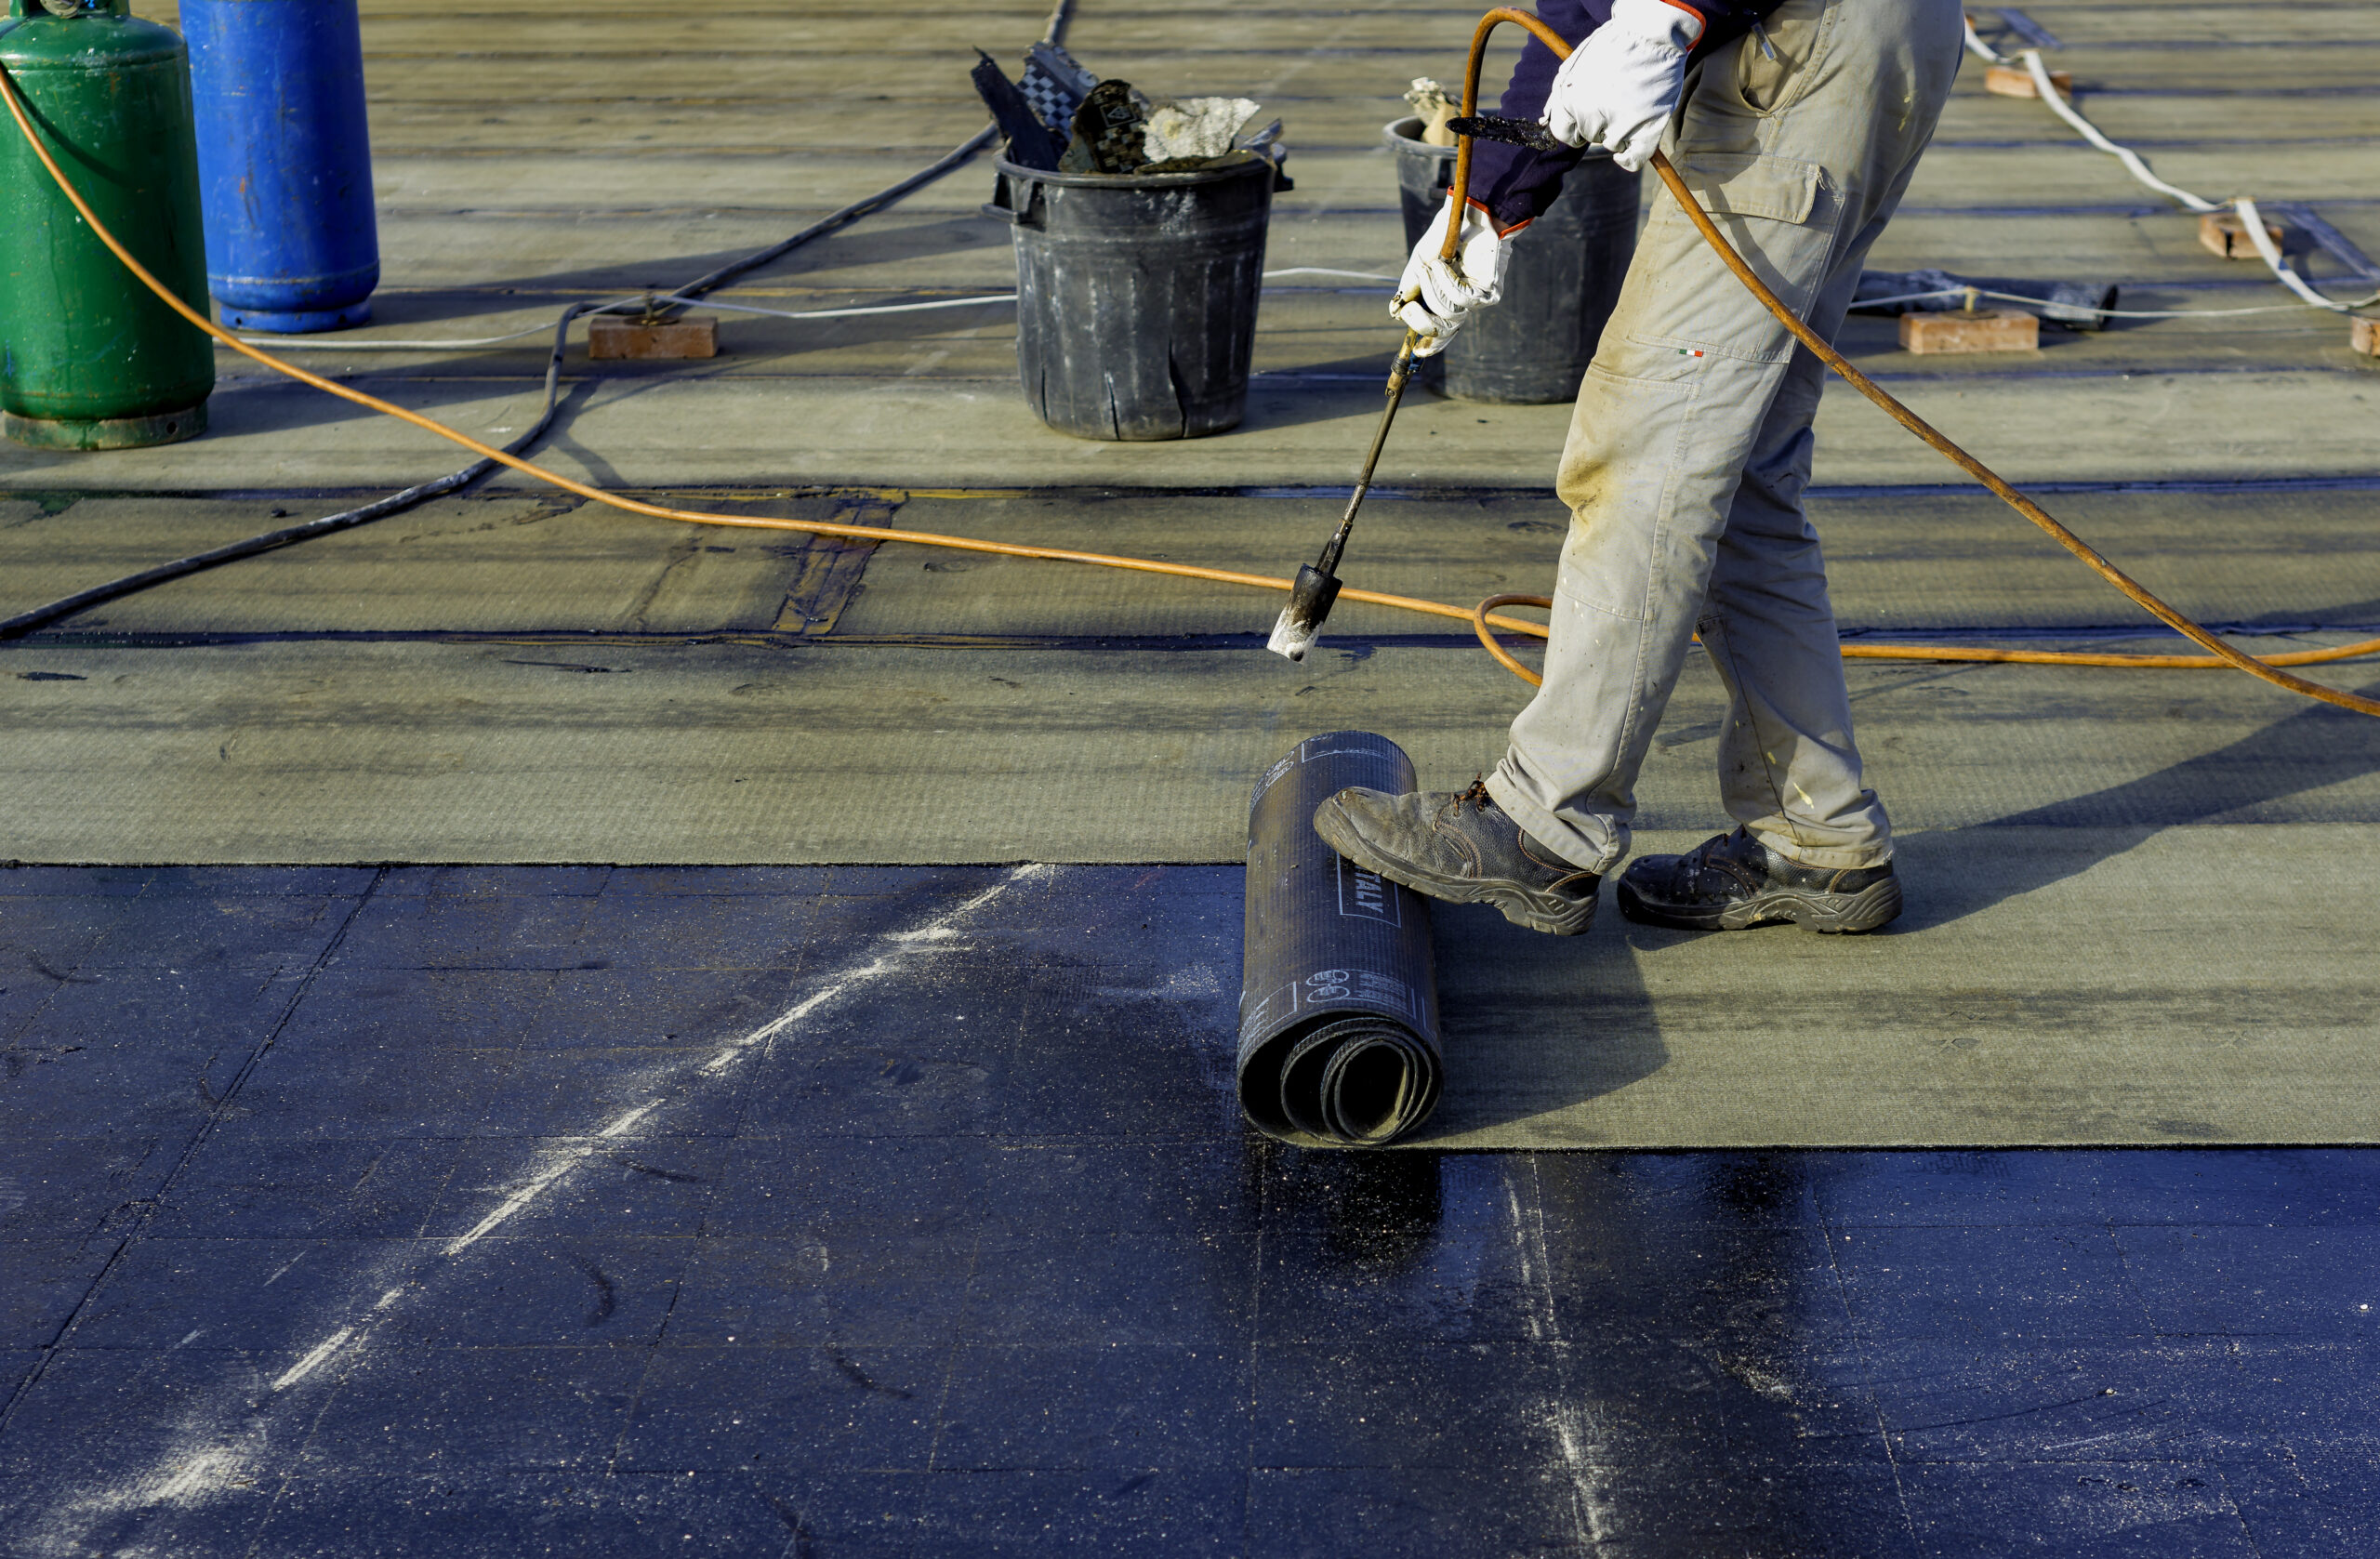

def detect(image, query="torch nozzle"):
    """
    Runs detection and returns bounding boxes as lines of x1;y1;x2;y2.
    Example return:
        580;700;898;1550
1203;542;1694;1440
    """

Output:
1266;563;1343;663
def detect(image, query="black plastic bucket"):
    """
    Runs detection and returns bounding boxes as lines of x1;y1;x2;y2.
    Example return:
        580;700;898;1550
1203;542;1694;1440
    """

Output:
1386;116;1640;404
986;153;1275;441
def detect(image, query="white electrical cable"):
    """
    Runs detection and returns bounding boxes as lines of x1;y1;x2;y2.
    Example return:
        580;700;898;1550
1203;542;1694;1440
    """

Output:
230;300;640;350
659;293;1014;322
1860;288;1974;309
1262;267;1402;283
229;269;1407;351
2035;291;2363;319
236;277;2353;356
1864;284;2372;319
231;292;1020;350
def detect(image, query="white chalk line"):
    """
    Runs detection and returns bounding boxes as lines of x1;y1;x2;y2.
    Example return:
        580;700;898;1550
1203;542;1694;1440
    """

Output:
28;865;1052;1549
696;965;882;1075
269;1327;354;1393
1504;1166;1615;1548
449;870;1041;1252
420;869;1043;1263
443;1102;664;1256
144;1447;254;1508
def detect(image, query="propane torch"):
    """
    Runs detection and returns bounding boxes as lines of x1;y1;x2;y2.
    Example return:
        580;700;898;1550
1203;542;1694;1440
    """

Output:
1264;328;1421;662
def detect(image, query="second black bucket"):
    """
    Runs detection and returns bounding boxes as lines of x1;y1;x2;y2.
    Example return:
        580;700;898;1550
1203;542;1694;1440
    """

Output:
986;152;1275;441
1387;116;1640;404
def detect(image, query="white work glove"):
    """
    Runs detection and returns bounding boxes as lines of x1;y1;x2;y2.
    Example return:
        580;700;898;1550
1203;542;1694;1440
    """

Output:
1543;0;1702;172
1393;197;1509;357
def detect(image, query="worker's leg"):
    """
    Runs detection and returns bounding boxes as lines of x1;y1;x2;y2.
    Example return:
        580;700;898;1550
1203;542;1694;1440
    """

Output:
1486;0;1965;872
1699;268;1886;867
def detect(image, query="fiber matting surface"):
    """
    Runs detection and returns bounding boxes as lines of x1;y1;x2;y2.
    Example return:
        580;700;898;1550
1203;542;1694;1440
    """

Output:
1417;826;2380;1149
7;640;2378;864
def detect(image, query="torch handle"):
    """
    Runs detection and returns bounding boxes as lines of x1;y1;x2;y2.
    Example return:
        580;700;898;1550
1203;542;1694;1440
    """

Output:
1441;7;1576;260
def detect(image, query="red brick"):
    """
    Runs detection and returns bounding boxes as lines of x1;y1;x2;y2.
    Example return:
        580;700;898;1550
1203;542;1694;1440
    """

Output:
588;315;719;360
1899;308;2040;355
2198;212;2286;260
1984;64;2070;99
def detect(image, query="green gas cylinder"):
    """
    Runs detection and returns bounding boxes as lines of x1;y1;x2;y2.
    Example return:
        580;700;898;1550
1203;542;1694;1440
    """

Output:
0;0;213;450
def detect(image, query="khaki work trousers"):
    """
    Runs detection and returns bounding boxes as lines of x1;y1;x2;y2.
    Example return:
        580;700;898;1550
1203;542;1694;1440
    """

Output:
1486;0;1966;873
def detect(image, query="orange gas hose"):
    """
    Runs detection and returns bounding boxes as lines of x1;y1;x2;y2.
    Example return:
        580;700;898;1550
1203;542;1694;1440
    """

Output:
1462;592;2380;689
4;57;2373;708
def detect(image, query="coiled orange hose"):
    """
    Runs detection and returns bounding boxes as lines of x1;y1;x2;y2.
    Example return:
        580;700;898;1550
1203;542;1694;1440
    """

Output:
3;50;2372;710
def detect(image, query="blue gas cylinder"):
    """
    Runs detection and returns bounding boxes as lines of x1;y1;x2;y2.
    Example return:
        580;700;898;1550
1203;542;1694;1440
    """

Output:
181;0;379;332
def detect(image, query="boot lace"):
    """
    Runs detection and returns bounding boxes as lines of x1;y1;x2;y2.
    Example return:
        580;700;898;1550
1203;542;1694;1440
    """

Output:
1441;776;1494;819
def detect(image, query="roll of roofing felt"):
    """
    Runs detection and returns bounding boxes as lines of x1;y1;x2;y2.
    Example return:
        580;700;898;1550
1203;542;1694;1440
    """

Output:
1238;731;1443;1146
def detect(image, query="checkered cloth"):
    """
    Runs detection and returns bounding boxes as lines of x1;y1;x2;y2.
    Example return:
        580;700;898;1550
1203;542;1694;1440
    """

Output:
1070;80;1146;172
1019;41;1098;138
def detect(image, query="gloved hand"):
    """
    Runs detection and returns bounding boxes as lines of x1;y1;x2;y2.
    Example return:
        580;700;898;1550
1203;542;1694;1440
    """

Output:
1394;197;1510;356
1543;0;1703;172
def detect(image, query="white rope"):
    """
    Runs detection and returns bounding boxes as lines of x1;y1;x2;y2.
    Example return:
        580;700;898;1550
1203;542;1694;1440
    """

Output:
1962;15;2011;65
2233;197;2369;314
2000;49;2372;314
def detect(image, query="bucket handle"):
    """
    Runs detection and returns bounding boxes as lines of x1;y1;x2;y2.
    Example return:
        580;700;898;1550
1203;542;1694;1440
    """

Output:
981;170;1046;229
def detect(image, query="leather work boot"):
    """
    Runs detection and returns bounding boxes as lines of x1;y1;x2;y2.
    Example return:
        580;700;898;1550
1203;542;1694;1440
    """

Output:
1617;827;1902;934
1312;781;1601;935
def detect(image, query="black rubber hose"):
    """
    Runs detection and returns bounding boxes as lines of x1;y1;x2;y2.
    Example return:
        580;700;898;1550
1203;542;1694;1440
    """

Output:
1;303;594;641
1;0;1075;642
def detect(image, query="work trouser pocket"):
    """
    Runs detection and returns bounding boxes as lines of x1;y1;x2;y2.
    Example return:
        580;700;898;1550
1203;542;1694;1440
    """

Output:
1600;151;1838;374
1732;0;1839;115
1675;152;1821;226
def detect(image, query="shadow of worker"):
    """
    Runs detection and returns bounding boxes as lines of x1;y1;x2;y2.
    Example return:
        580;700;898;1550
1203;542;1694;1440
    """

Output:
1415;902;1668;1143
1400;670;2380;1141
1898;671;2380;933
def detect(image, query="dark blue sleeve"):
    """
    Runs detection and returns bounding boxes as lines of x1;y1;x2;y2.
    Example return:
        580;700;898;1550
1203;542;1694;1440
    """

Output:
1465;0;1605;232
1464;0;1786;231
